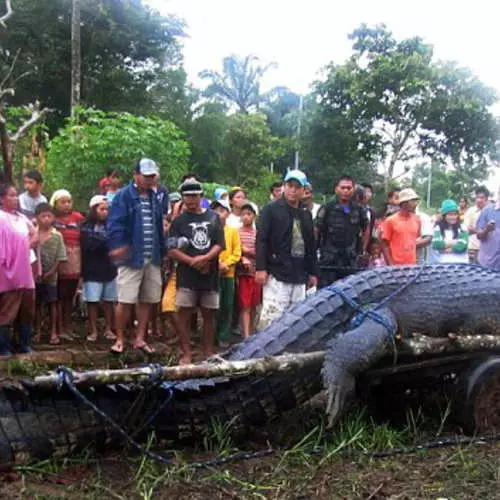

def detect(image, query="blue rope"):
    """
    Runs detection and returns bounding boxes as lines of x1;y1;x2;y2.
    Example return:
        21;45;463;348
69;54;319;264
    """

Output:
56;366;177;465
327;265;427;332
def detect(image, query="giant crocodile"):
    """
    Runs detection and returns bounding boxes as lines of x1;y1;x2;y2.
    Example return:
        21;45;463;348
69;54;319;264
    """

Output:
0;264;499;467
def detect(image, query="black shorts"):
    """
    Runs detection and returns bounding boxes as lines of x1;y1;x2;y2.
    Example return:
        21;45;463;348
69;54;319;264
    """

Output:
36;283;58;304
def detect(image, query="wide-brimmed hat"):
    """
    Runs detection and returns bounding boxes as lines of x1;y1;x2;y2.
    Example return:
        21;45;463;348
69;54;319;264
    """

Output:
398;188;420;204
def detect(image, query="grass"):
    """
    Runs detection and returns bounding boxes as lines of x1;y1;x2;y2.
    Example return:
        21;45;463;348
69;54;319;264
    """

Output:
8;402;500;499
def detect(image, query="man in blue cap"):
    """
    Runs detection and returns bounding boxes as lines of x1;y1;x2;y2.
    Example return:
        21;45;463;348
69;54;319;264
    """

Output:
256;169;318;329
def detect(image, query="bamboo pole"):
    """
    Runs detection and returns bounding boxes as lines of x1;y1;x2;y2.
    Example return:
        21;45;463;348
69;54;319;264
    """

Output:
31;351;326;390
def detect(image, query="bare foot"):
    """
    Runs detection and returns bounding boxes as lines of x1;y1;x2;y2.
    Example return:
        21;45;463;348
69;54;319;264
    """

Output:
178;354;192;365
110;341;124;354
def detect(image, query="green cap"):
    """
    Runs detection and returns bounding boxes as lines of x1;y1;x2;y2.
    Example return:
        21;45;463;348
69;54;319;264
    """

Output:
440;199;459;215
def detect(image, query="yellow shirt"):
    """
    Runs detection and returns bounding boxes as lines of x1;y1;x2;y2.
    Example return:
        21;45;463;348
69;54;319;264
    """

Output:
219;225;242;278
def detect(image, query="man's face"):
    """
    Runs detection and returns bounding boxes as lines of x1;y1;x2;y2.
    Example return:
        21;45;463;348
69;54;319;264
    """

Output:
364;187;373;203
476;193;488;209
134;173;156;191
182;193;201;211
402;199;418;213
335;180;354;201
272;186;283;200
24;177;41;195
283;180;304;204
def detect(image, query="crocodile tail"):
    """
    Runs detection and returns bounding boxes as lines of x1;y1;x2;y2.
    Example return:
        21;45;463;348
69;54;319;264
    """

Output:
323;307;397;426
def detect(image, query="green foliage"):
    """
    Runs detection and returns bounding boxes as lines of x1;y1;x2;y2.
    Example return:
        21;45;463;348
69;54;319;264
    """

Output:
200;55;275;113
0;0;186;129
305;24;499;188
45;108;190;209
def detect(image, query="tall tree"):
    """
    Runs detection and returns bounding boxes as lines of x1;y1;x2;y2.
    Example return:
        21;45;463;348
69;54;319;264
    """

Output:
0;0;186;128
307;24;499;190
200;55;275;113
70;0;81;115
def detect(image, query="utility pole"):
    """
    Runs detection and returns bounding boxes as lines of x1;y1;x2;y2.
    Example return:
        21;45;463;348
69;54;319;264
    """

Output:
71;0;81;116
427;163;432;209
294;94;303;169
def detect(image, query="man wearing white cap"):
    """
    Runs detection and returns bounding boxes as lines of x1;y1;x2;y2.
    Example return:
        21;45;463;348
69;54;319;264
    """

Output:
107;159;165;354
256;169;318;329
380;188;422;266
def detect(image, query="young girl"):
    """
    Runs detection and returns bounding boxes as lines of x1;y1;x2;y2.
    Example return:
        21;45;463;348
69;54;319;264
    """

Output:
367;238;386;268
80;195;117;342
237;203;262;339
430;199;469;264
50;189;84;340
226;188;248;229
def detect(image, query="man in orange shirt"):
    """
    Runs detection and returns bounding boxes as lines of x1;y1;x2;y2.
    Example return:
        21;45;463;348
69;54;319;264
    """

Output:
381;188;422;265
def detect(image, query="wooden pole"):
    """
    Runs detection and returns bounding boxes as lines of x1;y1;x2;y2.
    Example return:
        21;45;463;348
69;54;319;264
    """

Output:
31;351;326;389
70;0;81;115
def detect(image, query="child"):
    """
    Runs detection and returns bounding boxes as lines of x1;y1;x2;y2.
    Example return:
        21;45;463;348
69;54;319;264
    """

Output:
19;170;47;219
237;203;262;338
367;238;386;268
211;199;242;348
80;195;117;342
50;189;84;340
34;203;67;344
105;169;122;204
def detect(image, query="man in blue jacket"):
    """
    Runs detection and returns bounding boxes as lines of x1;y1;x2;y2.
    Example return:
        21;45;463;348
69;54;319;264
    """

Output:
108;159;165;354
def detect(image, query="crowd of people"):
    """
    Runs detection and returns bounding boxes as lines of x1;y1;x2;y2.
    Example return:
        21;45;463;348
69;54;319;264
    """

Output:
0;161;499;363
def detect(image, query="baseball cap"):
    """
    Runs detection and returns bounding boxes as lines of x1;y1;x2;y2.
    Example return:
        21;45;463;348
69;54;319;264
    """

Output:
179;180;203;195
284;169;308;187
89;195;107;208
210;198;231;212
135;158;159;176
440;199;459;215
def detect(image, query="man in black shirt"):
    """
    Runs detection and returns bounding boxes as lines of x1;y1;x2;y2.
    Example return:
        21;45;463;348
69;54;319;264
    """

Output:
168;180;225;364
256;169;317;329
315;175;370;287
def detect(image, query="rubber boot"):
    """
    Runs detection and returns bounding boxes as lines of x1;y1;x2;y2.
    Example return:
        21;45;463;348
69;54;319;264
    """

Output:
18;324;33;354
0;326;12;356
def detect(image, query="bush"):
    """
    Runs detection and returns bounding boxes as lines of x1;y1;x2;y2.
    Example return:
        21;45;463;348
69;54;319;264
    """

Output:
45;108;190;209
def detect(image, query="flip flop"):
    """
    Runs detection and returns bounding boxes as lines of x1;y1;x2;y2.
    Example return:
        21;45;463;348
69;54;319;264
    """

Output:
49;336;61;345
104;331;117;340
86;334;98;342
132;342;155;354
110;342;124;354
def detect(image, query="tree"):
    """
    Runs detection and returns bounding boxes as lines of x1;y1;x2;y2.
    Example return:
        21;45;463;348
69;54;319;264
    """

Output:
0;0;186;128
45;108;190;208
220;113;285;189
70;0;81;115
307;24;499;190
200;55;275;113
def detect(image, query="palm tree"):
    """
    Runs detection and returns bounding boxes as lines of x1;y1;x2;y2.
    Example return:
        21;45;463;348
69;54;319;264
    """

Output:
200;55;275;113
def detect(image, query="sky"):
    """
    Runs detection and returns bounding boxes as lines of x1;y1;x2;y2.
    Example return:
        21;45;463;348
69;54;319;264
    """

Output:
146;0;500;191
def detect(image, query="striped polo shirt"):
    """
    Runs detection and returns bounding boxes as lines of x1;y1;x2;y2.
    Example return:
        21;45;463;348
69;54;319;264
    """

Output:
140;195;154;261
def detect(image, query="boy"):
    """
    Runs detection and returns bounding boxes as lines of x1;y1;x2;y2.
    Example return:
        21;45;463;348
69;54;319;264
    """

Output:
105;169;123;204
34;203;67;344
19;170;47;218
168;180;224;364
211;199;241;348
237;203;261;338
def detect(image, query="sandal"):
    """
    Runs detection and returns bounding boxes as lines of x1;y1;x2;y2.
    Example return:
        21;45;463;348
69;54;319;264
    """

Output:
49;335;61;345
132;342;155;354
86;333;98;342
60;332;76;342
110;342;124;354
104;330;117;341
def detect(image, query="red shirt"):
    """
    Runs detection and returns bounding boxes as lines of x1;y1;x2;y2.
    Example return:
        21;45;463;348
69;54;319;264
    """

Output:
381;212;421;265
54;211;84;247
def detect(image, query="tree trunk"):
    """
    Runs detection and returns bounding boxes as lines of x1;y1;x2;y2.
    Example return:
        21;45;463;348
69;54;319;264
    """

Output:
70;0;81;115
0;122;12;182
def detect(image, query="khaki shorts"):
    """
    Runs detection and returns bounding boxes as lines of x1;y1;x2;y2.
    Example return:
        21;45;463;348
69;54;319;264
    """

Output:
161;271;178;313
117;264;162;304
176;288;219;310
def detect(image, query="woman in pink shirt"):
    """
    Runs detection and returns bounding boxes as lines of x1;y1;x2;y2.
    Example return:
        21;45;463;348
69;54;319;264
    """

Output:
0;183;37;355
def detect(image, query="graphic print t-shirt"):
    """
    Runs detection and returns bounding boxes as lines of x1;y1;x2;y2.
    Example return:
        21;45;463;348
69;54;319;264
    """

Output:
169;210;225;291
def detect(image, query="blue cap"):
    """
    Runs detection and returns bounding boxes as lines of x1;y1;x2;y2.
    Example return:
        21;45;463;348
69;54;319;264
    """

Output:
284;169;308;187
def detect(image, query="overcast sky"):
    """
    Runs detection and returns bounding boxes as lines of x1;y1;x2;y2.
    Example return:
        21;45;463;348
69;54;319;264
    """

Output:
146;0;500;191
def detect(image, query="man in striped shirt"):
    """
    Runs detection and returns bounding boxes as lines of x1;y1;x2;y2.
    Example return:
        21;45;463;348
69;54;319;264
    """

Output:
108;159;165;354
